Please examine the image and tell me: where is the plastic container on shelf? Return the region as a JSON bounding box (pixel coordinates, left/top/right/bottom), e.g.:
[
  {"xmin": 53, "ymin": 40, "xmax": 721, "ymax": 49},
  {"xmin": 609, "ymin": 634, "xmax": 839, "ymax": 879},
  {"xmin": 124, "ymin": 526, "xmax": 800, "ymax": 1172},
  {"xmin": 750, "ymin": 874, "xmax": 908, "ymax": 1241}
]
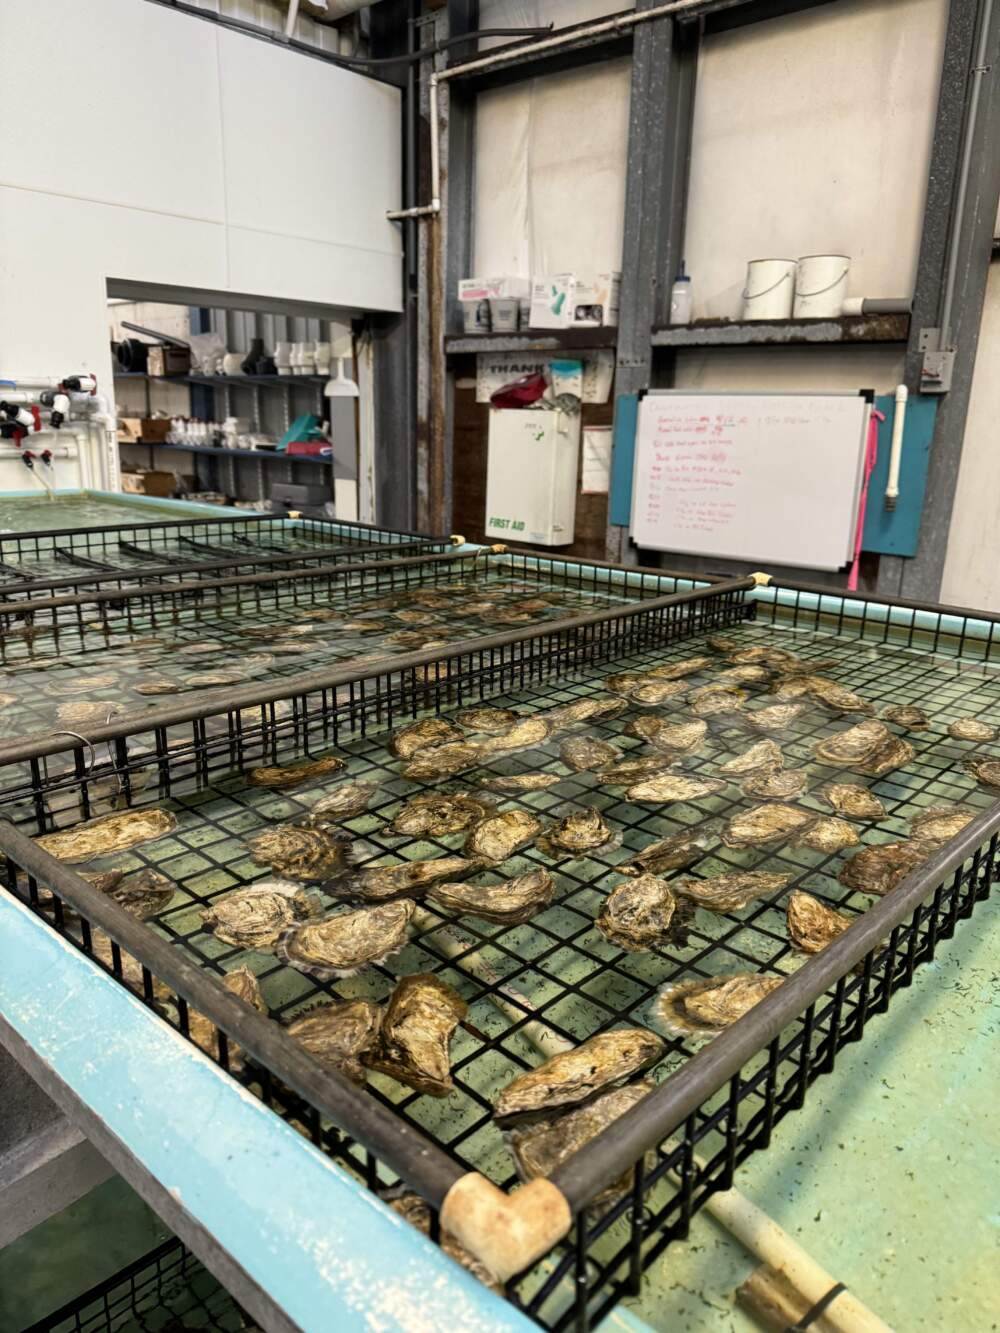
[{"xmin": 669, "ymin": 262, "xmax": 693, "ymax": 325}]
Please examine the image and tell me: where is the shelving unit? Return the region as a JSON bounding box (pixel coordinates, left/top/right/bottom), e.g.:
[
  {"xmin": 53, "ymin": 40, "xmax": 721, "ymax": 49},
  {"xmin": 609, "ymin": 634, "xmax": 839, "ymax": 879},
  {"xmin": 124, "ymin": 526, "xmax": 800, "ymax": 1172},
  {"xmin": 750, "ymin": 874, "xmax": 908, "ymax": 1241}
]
[
  {"xmin": 113, "ymin": 371, "xmax": 328, "ymax": 389},
  {"xmin": 444, "ymin": 327, "xmax": 617, "ymax": 356},
  {"xmin": 122, "ymin": 439, "xmax": 331, "ymax": 466},
  {"xmin": 650, "ymin": 312, "xmax": 911, "ymax": 348}
]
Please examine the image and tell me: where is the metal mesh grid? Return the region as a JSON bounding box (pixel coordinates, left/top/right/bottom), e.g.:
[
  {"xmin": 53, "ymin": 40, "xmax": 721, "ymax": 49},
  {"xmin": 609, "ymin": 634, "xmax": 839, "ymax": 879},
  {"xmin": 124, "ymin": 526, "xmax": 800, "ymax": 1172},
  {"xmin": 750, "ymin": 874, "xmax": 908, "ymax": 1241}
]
[
  {"xmin": 21, "ymin": 1237, "xmax": 258, "ymax": 1332},
  {"xmin": 2, "ymin": 585, "xmax": 998, "ymax": 1331}
]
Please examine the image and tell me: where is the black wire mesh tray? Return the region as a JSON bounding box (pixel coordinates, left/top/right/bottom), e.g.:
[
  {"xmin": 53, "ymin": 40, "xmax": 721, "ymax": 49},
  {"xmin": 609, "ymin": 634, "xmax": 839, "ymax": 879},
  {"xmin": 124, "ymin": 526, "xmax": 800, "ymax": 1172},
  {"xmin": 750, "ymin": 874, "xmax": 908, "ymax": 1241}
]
[{"xmin": 2, "ymin": 578, "xmax": 998, "ymax": 1332}]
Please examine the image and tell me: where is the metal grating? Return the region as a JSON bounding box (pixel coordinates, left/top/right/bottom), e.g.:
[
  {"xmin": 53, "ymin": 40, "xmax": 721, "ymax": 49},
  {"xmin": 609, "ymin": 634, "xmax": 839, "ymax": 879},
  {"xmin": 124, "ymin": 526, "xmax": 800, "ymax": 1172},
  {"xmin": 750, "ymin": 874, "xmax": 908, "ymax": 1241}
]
[{"xmin": 1, "ymin": 582, "xmax": 998, "ymax": 1330}]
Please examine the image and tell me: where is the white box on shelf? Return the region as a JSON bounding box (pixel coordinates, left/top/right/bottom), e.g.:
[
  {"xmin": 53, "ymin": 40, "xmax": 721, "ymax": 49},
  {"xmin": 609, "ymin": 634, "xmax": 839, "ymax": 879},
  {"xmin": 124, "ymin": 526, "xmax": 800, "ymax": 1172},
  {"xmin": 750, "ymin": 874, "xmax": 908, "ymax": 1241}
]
[
  {"xmin": 485, "ymin": 408, "xmax": 581, "ymax": 546},
  {"xmin": 459, "ymin": 277, "xmax": 530, "ymax": 333},
  {"xmin": 529, "ymin": 274, "xmax": 575, "ymax": 329},
  {"xmin": 571, "ymin": 271, "xmax": 621, "ymax": 327}
]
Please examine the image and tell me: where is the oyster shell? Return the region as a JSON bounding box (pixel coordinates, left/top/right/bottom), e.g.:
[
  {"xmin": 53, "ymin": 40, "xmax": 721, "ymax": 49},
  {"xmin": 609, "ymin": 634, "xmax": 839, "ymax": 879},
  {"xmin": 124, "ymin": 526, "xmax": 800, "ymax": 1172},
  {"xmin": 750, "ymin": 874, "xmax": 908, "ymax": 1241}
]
[
  {"xmin": 245, "ymin": 824, "xmax": 354, "ymax": 882},
  {"xmin": 508, "ymin": 1082, "xmax": 654, "ymax": 1208},
  {"xmin": 537, "ymin": 806, "xmax": 618, "ymax": 858},
  {"xmin": 390, "ymin": 718, "xmax": 464, "ymax": 759},
  {"xmin": 597, "ymin": 875, "xmax": 678, "ymax": 951},
  {"xmin": 107, "ymin": 869, "xmax": 175, "ymax": 920},
  {"xmin": 465, "ymin": 810, "xmax": 542, "ymax": 861},
  {"xmin": 628, "ymin": 679, "xmax": 690, "ymax": 707},
  {"xmin": 796, "ymin": 816, "xmax": 860, "ymax": 854},
  {"xmin": 187, "ymin": 968, "xmax": 266, "ymax": 1070},
  {"xmin": 455, "ymin": 706, "xmax": 520, "ymax": 733},
  {"xmin": 648, "ymin": 656, "xmax": 713, "ymax": 680},
  {"xmin": 478, "ymin": 716, "xmax": 552, "ymax": 754},
  {"xmin": 741, "ymin": 769, "xmax": 810, "ymax": 800},
  {"xmin": 907, "ymin": 805, "xmax": 978, "ymax": 845},
  {"xmin": 706, "ymin": 634, "xmax": 739, "ymax": 652},
  {"xmin": 690, "ymin": 687, "xmax": 748, "ymax": 717},
  {"xmin": 286, "ymin": 999, "xmax": 383, "ymax": 1084},
  {"xmin": 55, "ymin": 700, "xmax": 124, "ymax": 727},
  {"xmin": 820, "ymin": 783, "xmax": 886, "ymax": 820},
  {"xmin": 390, "ymin": 792, "xmax": 493, "ymax": 838},
  {"xmin": 718, "ymin": 740, "xmax": 784, "ymax": 777},
  {"xmin": 402, "ymin": 742, "xmax": 482, "ymax": 780},
  {"xmin": 743, "ymin": 703, "xmax": 806, "ymax": 732},
  {"xmin": 479, "ymin": 772, "xmax": 562, "ymax": 793},
  {"xmin": 35, "ymin": 809, "xmax": 178, "ymax": 863},
  {"xmin": 813, "ymin": 720, "xmax": 915, "ymax": 778},
  {"xmin": 626, "ymin": 717, "xmax": 707, "ymax": 754},
  {"xmin": 655, "ymin": 973, "xmax": 783, "ymax": 1039},
  {"xmin": 716, "ymin": 665, "xmax": 771, "ymax": 685},
  {"xmin": 786, "ymin": 890, "xmax": 852, "ymax": 956},
  {"xmin": 545, "ymin": 696, "xmax": 626, "ymax": 729},
  {"xmin": 838, "ymin": 841, "xmax": 930, "ymax": 896},
  {"xmin": 366, "ymin": 973, "xmax": 467, "ymax": 1097},
  {"xmin": 387, "ymin": 1193, "xmax": 502, "ymax": 1293},
  {"xmin": 246, "ymin": 756, "xmax": 345, "ymax": 789},
  {"xmin": 429, "ymin": 868, "xmax": 555, "ymax": 924},
  {"xmin": 46, "ymin": 673, "xmax": 117, "ymax": 696},
  {"xmin": 949, "ymin": 718, "xmax": 999, "ymax": 743},
  {"xmin": 722, "ymin": 804, "xmax": 816, "ymax": 848},
  {"xmin": 797, "ymin": 677, "xmax": 873, "ymax": 714},
  {"xmin": 277, "ymin": 899, "xmax": 415, "ymax": 978},
  {"xmin": 883, "ymin": 705, "xmax": 931, "ymax": 730},
  {"xmin": 309, "ymin": 780, "xmax": 379, "ymax": 822},
  {"xmin": 726, "ymin": 646, "xmax": 773, "ymax": 664},
  {"xmin": 595, "ymin": 756, "xmax": 671, "ymax": 786},
  {"xmin": 201, "ymin": 880, "xmax": 316, "ymax": 949},
  {"xmin": 618, "ymin": 827, "xmax": 713, "ymax": 877},
  {"xmin": 493, "ymin": 1029, "xmax": 665, "ymax": 1124},
  {"xmin": 674, "ymin": 871, "xmax": 789, "ymax": 913},
  {"xmin": 964, "ymin": 757, "xmax": 1000, "ymax": 789},
  {"xmin": 559, "ymin": 737, "xmax": 621, "ymax": 773},
  {"xmin": 132, "ymin": 680, "xmax": 181, "ymax": 697},
  {"xmin": 627, "ymin": 773, "xmax": 727, "ymax": 804},
  {"xmin": 337, "ymin": 855, "xmax": 484, "ymax": 902},
  {"xmin": 604, "ymin": 672, "xmax": 646, "ymax": 696}
]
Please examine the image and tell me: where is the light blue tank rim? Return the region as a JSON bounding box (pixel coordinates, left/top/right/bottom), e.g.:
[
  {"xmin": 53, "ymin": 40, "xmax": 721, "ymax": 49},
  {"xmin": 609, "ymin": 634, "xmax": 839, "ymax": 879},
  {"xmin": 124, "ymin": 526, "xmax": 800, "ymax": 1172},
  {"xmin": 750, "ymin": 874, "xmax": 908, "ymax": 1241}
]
[
  {"xmin": 0, "ymin": 894, "xmax": 533, "ymax": 1333},
  {"xmin": 751, "ymin": 583, "xmax": 1000, "ymax": 645}
]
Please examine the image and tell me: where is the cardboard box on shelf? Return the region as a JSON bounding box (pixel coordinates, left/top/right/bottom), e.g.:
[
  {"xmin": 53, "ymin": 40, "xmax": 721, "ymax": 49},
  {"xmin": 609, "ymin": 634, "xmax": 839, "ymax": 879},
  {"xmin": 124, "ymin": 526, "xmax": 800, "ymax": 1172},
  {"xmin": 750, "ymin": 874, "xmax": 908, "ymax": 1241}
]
[
  {"xmin": 141, "ymin": 418, "xmax": 172, "ymax": 442},
  {"xmin": 147, "ymin": 345, "xmax": 191, "ymax": 377},
  {"xmin": 118, "ymin": 418, "xmax": 143, "ymax": 444},
  {"xmin": 121, "ymin": 470, "xmax": 176, "ymax": 498},
  {"xmin": 571, "ymin": 271, "xmax": 621, "ymax": 327},
  {"xmin": 459, "ymin": 277, "xmax": 531, "ymax": 334},
  {"xmin": 529, "ymin": 274, "xmax": 575, "ymax": 329}
]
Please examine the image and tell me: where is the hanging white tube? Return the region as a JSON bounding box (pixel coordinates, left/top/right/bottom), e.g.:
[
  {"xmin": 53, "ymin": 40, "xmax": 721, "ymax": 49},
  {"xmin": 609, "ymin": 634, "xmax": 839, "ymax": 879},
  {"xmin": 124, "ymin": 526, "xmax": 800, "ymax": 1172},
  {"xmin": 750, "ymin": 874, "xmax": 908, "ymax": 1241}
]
[{"xmin": 885, "ymin": 384, "xmax": 908, "ymax": 511}]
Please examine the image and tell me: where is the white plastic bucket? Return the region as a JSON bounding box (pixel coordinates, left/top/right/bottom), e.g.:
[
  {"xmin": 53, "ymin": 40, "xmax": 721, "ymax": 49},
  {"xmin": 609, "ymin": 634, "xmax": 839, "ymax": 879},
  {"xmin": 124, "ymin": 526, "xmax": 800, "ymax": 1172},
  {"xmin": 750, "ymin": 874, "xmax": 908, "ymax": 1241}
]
[
  {"xmin": 741, "ymin": 259, "xmax": 796, "ymax": 320},
  {"xmin": 489, "ymin": 297, "xmax": 520, "ymax": 332},
  {"xmin": 794, "ymin": 254, "xmax": 850, "ymax": 318}
]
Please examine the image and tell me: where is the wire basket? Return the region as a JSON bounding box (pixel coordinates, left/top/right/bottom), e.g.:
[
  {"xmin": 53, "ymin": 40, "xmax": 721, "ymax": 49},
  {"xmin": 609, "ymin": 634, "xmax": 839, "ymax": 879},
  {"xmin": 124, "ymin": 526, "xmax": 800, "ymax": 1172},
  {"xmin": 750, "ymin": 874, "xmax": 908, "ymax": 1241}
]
[
  {"xmin": 21, "ymin": 1237, "xmax": 258, "ymax": 1332},
  {"xmin": 2, "ymin": 578, "xmax": 998, "ymax": 1331}
]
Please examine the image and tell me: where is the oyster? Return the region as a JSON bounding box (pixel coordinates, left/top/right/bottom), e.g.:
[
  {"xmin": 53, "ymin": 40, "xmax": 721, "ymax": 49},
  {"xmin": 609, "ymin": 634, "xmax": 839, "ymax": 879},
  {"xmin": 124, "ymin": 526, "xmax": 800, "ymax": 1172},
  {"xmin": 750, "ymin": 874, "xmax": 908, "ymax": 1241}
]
[
  {"xmin": 706, "ymin": 634, "xmax": 739, "ymax": 652},
  {"xmin": 35, "ymin": 808, "xmax": 177, "ymax": 863},
  {"xmin": 338, "ymin": 855, "xmax": 484, "ymax": 902},
  {"xmin": 722, "ymin": 804, "xmax": 815, "ymax": 848},
  {"xmin": 743, "ymin": 703, "xmax": 806, "ymax": 732},
  {"xmin": 537, "ymin": 806, "xmax": 618, "ymax": 858},
  {"xmin": 619, "ymin": 827, "xmax": 713, "ymax": 877},
  {"xmin": 797, "ymin": 677, "xmax": 873, "ymax": 714},
  {"xmin": 648, "ymin": 656, "xmax": 714, "ymax": 680},
  {"xmin": 741, "ymin": 769, "xmax": 809, "ymax": 800},
  {"xmin": 478, "ymin": 716, "xmax": 552, "ymax": 754},
  {"xmin": 107, "ymin": 869, "xmax": 175, "ymax": 920},
  {"xmin": 201, "ymin": 880, "xmax": 316, "ymax": 949},
  {"xmin": 796, "ymin": 816, "xmax": 860, "ymax": 854},
  {"xmin": 46, "ymin": 673, "xmax": 117, "ymax": 696},
  {"xmin": 629, "ymin": 680, "xmax": 690, "ymax": 707},
  {"xmin": 479, "ymin": 772, "xmax": 562, "ymax": 793},
  {"xmin": 627, "ymin": 773, "xmax": 727, "ymax": 804},
  {"xmin": 675, "ymin": 870, "xmax": 789, "ymax": 913},
  {"xmin": 309, "ymin": 781, "xmax": 380, "ymax": 822},
  {"xmin": 907, "ymin": 805, "xmax": 978, "ymax": 845},
  {"xmin": 429, "ymin": 868, "xmax": 555, "ymax": 924},
  {"xmin": 726, "ymin": 646, "xmax": 773, "ymax": 665},
  {"xmin": 402, "ymin": 742, "xmax": 482, "ymax": 780},
  {"xmin": 690, "ymin": 687, "xmax": 748, "ymax": 717},
  {"xmin": 390, "ymin": 792, "xmax": 493, "ymax": 838},
  {"xmin": 455, "ymin": 706, "xmax": 520, "ymax": 733},
  {"xmin": 786, "ymin": 889, "xmax": 852, "ymax": 956},
  {"xmin": 184, "ymin": 669, "xmax": 250, "ymax": 688},
  {"xmin": 812, "ymin": 720, "xmax": 907, "ymax": 774},
  {"xmin": 493, "ymin": 1029, "xmax": 665, "ymax": 1124},
  {"xmin": 245, "ymin": 824, "xmax": 354, "ymax": 882},
  {"xmin": 838, "ymin": 841, "xmax": 930, "ymax": 896},
  {"xmin": 604, "ymin": 671, "xmax": 645, "ymax": 696},
  {"xmin": 964, "ymin": 757, "xmax": 1000, "ymax": 789},
  {"xmin": 55, "ymin": 700, "xmax": 124, "ymax": 727},
  {"xmin": 508, "ymin": 1082, "xmax": 654, "ymax": 1207},
  {"xmin": 883, "ymin": 705, "xmax": 931, "ymax": 730},
  {"xmin": 718, "ymin": 740, "xmax": 784, "ymax": 777},
  {"xmin": 949, "ymin": 718, "xmax": 998, "ymax": 744},
  {"xmin": 465, "ymin": 809, "xmax": 542, "ymax": 861},
  {"xmin": 187, "ymin": 967, "xmax": 266, "ymax": 1070},
  {"xmin": 287, "ymin": 999, "xmax": 383, "ymax": 1084},
  {"xmin": 717, "ymin": 665, "xmax": 771, "ymax": 685},
  {"xmin": 559, "ymin": 737, "xmax": 621, "ymax": 773},
  {"xmin": 390, "ymin": 718, "xmax": 464, "ymax": 759},
  {"xmin": 596, "ymin": 756, "xmax": 671, "ymax": 786},
  {"xmin": 132, "ymin": 680, "xmax": 181, "ymax": 697},
  {"xmin": 655, "ymin": 973, "xmax": 783, "ymax": 1040},
  {"xmin": 277, "ymin": 899, "xmax": 415, "ymax": 978},
  {"xmin": 366, "ymin": 973, "xmax": 467, "ymax": 1097},
  {"xmin": 597, "ymin": 875, "xmax": 678, "ymax": 951},
  {"xmin": 626, "ymin": 717, "xmax": 707, "ymax": 754},
  {"xmin": 545, "ymin": 696, "xmax": 626, "ymax": 729},
  {"xmin": 246, "ymin": 756, "xmax": 345, "ymax": 789},
  {"xmin": 387, "ymin": 1193, "xmax": 502, "ymax": 1293},
  {"xmin": 820, "ymin": 783, "xmax": 886, "ymax": 820}
]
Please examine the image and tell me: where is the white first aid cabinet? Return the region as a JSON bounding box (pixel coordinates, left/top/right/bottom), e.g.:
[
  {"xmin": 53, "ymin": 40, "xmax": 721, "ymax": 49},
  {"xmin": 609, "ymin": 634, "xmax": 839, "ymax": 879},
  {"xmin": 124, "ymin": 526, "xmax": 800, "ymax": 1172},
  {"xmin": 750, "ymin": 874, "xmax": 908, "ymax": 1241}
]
[{"xmin": 484, "ymin": 409, "xmax": 581, "ymax": 546}]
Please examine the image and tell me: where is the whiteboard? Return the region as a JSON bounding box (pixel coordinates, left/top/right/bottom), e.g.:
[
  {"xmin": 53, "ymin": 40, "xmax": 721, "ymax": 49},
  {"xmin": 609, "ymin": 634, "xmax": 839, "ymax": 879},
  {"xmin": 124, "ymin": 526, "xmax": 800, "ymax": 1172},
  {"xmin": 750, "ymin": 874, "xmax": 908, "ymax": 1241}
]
[{"xmin": 629, "ymin": 392, "xmax": 870, "ymax": 570}]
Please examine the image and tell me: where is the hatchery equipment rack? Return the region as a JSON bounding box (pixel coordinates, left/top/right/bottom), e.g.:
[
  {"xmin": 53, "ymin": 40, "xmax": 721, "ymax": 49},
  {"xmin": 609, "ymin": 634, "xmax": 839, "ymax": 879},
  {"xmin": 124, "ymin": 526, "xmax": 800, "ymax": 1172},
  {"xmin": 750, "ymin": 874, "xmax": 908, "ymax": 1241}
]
[{"xmin": 0, "ymin": 577, "xmax": 997, "ymax": 1332}]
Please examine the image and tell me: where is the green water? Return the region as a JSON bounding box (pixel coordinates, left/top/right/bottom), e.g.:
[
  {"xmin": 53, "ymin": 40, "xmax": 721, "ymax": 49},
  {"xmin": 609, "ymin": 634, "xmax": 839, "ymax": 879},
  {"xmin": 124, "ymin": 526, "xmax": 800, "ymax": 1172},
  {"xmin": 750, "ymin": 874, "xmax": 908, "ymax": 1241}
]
[{"xmin": 0, "ymin": 493, "xmax": 219, "ymax": 534}]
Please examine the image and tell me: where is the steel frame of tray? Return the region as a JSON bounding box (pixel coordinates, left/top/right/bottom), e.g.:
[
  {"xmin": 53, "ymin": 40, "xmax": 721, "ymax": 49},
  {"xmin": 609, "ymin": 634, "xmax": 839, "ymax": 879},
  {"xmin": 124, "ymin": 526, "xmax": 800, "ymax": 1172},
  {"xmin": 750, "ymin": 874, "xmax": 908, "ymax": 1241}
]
[
  {"xmin": 0, "ymin": 513, "xmax": 456, "ymax": 603},
  {"xmin": 0, "ymin": 577, "xmax": 998, "ymax": 1333}
]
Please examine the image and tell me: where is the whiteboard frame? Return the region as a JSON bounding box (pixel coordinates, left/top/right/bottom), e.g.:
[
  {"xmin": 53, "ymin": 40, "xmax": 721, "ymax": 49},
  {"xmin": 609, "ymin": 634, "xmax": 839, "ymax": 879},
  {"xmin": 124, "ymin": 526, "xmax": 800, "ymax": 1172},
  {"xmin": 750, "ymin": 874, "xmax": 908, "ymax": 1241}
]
[{"xmin": 628, "ymin": 390, "xmax": 871, "ymax": 571}]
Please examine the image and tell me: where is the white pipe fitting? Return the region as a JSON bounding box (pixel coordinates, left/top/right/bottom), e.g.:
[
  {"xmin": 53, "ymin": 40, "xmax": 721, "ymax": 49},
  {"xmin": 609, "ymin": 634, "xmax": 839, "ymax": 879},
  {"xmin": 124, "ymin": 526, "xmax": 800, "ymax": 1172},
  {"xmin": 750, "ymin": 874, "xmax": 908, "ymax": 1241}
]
[{"xmin": 885, "ymin": 384, "xmax": 908, "ymax": 511}]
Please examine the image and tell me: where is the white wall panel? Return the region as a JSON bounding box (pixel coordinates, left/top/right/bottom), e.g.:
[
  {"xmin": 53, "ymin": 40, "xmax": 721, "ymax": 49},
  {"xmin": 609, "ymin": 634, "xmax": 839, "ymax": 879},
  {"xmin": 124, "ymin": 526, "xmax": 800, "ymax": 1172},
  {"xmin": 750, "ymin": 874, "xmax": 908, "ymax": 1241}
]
[{"xmin": 227, "ymin": 226, "xmax": 400, "ymax": 312}]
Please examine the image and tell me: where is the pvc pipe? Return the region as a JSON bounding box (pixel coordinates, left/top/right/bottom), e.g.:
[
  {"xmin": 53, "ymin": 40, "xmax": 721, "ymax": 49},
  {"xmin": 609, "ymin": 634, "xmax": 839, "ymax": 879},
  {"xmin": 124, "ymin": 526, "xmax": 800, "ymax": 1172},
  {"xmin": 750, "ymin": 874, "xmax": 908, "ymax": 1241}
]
[
  {"xmin": 284, "ymin": 0, "xmax": 300, "ymax": 37},
  {"xmin": 885, "ymin": 384, "xmax": 908, "ymax": 510},
  {"xmin": 0, "ymin": 443, "xmax": 77, "ymax": 459}
]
